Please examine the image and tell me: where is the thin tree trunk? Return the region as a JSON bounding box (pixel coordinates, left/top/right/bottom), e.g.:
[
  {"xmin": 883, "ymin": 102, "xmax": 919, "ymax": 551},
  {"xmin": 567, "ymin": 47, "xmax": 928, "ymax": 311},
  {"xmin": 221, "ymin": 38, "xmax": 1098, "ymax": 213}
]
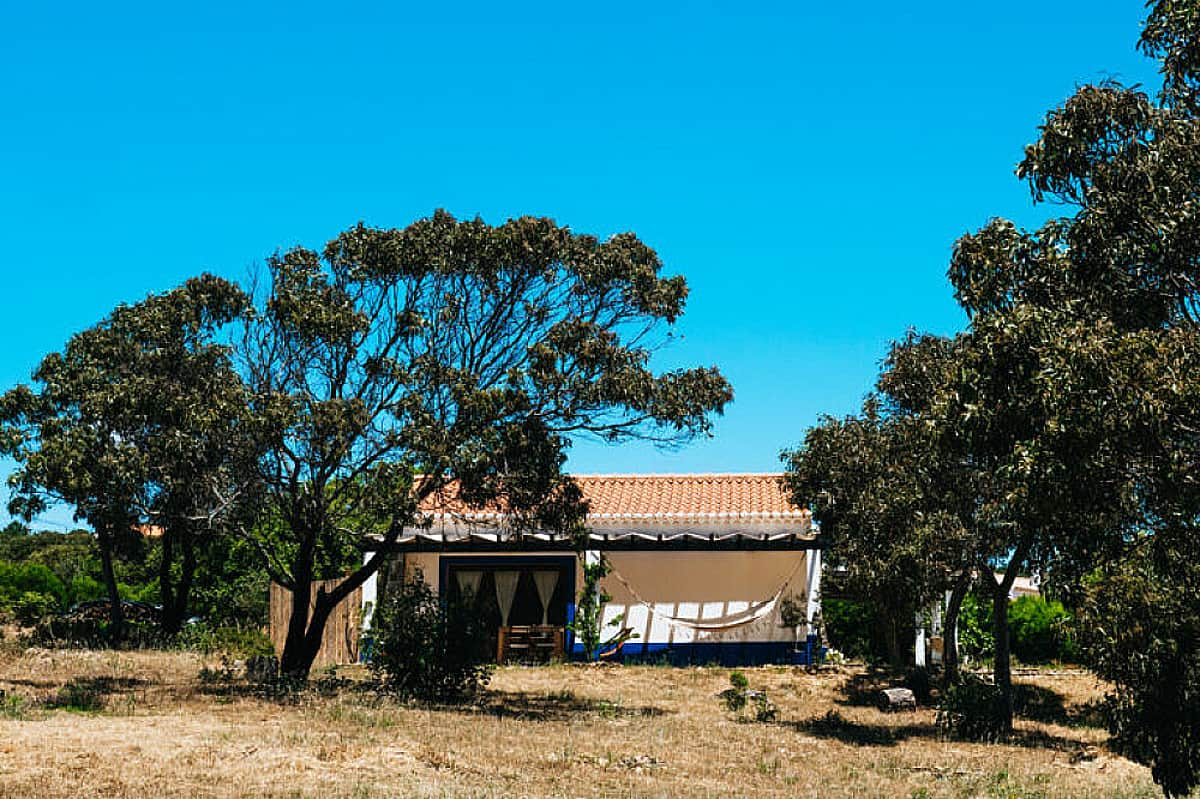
[
  {"xmin": 175, "ymin": 535, "xmax": 196, "ymax": 630},
  {"xmin": 882, "ymin": 608, "xmax": 905, "ymax": 669},
  {"xmin": 158, "ymin": 530, "xmax": 178, "ymax": 635},
  {"xmin": 985, "ymin": 544, "xmax": 1029, "ymax": 732},
  {"xmin": 159, "ymin": 531, "xmax": 196, "ymax": 637},
  {"xmin": 942, "ymin": 574, "xmax": 971, "ymax": 686},
  {"xmin": 991, "ymin": 581, "xmax": 1014, "ymax": 729},
  {"xmin": 96, "ymin": 526, "xmax": 125, "ymax": 643}
]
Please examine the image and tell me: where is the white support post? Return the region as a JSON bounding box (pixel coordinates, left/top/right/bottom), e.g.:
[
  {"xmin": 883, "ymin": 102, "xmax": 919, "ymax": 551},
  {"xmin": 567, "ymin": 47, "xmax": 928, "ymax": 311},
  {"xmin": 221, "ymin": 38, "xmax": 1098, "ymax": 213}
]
[
  {"xmin": 930, "ymin": 599, "xmax": 944, "ymax": 665},
  {"xmin": 805, "ymin": 548, "xmax": 822, "ymax": 637},
  {"xmin": 914, "ymin": 610, "xmax": 927, "ymax": 667},
  {"xmin": 361, "ymin": 551, "xmax": 378, "ymax": 631}
]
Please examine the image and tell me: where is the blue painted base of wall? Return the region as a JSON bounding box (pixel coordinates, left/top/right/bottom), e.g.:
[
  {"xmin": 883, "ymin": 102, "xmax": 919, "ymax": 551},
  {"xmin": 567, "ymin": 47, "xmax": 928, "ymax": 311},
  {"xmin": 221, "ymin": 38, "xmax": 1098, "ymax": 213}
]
[{"xmin": 573, "ymin": 636, "xmax": 823, "ymax": 667}]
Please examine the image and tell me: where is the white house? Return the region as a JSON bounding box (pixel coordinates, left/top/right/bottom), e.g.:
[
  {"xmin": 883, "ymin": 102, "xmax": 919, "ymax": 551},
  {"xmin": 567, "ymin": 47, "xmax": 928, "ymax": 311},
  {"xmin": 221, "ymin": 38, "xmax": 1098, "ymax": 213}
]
[{"xmin": 362, "ymin": 473, "xmax": 823, "ymax": 666}]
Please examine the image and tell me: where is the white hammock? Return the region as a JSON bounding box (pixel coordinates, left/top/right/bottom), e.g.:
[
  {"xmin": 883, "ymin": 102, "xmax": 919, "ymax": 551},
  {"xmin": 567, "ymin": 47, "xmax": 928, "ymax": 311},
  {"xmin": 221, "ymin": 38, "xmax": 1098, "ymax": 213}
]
[{"xmin": 607, "ymin": 557, "xmax": 806, "ymax": 632}]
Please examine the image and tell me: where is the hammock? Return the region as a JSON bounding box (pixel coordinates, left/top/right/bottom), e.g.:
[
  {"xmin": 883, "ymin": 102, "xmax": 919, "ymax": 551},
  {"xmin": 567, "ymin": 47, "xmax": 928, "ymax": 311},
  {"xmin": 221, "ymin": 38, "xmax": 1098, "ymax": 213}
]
[{"xmin": 606, "ymin": 556, "xmax": 806, "ymax": 633}]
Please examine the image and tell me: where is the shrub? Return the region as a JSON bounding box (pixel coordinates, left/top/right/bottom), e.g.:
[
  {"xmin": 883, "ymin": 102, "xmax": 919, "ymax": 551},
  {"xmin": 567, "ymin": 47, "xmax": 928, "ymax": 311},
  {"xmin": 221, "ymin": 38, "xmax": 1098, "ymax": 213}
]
[
  {"xmin": 177, "ymin": 623, "xmax": 274, "ymax": 659},
  {"xmin": 0, "ymin": 561, "xmax": 67, "ymax": 613},
  {"xmin": 719, "ymin": 671, "xmax": 778, "ymax": 722},
  {"xmin": 368, "ymin": 571, "xmax": 494, "ymax": 702},
  {"xmin": 903, "ymin": 665, "xmax": 935, "ymax": 705},
  {"xmin": 821, "ymin": 598, "xmax": 878, "ymax": 661},
  {"xmin": 1008, "ymin": 595, "xmax": 1074, "ymax": 663},
  {"xmin": 957, "ymin": 591, "xmax": 994, "ymax": 662},
  {"xmin": 13, "ymin": 591, "xmax": 58, "ymax": 626},
  {"xmin": 936, "ymin": 674, "xmax": 1008, "ymax": 742}
]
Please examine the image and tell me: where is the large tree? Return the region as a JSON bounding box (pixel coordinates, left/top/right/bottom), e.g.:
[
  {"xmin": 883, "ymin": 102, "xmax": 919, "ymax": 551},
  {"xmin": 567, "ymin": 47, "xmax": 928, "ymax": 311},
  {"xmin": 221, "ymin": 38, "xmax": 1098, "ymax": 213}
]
[
  {"xmin": 782, "ymin": 395, "xmax": 970, "ymax": 670},
  {"xmin": 927, "ymin": 0, "xmax": 1200, "ymax": 759},
  {"xmin": 0, "ymin": 275, "xmax": 252, "ymax": 638},
  {"xmin": 240, "ymin": 211, "xmax": 732, "ymax": 679}
]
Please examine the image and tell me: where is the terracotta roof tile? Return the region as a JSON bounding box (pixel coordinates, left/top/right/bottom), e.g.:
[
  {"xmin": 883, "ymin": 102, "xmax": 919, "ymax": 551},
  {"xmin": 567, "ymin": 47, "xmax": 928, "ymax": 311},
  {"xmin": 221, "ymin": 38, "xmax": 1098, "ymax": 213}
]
[{"xmin": 422, "ymin": 473, "xmax": 808, "ymax": 527}]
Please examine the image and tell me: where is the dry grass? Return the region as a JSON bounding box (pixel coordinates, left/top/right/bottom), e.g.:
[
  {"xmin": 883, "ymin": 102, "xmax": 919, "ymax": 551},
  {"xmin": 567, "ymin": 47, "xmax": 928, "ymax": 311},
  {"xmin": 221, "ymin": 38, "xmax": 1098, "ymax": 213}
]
[{"xmin": 0, "ymin": 643, "xmax": 1162, "ymax": 798}]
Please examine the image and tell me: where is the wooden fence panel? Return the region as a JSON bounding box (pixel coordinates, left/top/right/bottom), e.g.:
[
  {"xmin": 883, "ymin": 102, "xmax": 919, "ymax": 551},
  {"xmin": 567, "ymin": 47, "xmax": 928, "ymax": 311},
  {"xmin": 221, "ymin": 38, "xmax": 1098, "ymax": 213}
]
[{"xmin": 269, "ymin": 580, "xmax": 362, "ymax": 668}]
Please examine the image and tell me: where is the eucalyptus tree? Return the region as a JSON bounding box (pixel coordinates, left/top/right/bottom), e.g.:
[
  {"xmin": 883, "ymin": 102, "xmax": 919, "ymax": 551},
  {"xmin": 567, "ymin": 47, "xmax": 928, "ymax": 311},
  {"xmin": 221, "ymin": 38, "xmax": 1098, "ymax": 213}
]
[
  {"xmin": 0, "ymin": 274, "xmax": 252, "ymax": 638},
  {"xmin": 783, "ymin": 396, "xmax": 969, "ymax": 669},
  {"xmin": 241, "ymin": 211, "xmax": 732, "ymax": 679}
]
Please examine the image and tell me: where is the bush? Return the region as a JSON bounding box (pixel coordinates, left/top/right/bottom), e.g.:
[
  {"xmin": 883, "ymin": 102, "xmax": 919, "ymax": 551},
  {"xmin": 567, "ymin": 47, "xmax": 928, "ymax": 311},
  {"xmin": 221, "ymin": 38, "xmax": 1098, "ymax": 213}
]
[
  {"xmin": 1076, "ymin": 557, "xmax": 1200, "ymax": 798},
  {"xmin": 177, "ymin": 623, "xmax": 274, "ymax": 659},
  {"xmin": 822, "ymin": 598, "xmax": 878, "ymax": 661},
  {"xmin": 957, "ymin": 591, "xmax": 994, "ymax": 662},
  {"xmin": 13, "ymin": 591, "xmax": 58, "ymax": 626},
  {"xmin": 368, "ymin": 571, "xmax": 494, "ymax": 702},
  {"xmin": 0, "ymin": 561, "xmax": 67, "ymax": 613},
  {"xmin": 719, "ymin": 671, "xmax": 778, "ymax": 722},
  {"xmin": 1008, "ymin": 595, "xmax": 1075, "ymax": 663},
  {"xmin": 936, "ymin": 674, "xmax": 1008, "ymax": 742}
]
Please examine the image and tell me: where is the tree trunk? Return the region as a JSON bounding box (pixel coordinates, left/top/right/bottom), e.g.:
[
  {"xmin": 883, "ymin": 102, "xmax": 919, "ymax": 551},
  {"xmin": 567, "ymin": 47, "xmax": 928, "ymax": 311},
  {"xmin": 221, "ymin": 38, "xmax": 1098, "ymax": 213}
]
[
  {"xmin": 95, "ymin": 526, "xmax": 125, "ymax": 643},
  {"xmin": 158, "ymin": 531, "xmax": 178, "ymax": 635},
  {"xmin": 991, "ymin": 581, "xmax": 1014, "ymax": 731},
  {"xmin": 882, "ymin": 608, "xmax": 905, "ymax": 669},
  {"xmin": 159, "ymin": 531, "xmax": 196, "ymax": 637},
  {"xmin": 942, "ymin": 574, "xmax": 971, "ymax": 686},
  {"xmin": 279, "ymin": 585, "xmax": 338, "ymax": 681},
  {"xmin": 279, "ymin": 574, "xmax": 314, "ymax": 679}
]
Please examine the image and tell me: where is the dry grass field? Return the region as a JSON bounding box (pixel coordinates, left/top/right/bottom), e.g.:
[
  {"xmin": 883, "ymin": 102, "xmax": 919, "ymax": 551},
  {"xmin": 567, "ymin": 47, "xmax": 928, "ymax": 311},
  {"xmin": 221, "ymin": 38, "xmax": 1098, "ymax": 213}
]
[{"xmin": 0, "ymin": 642, "xmax": 1162, "ymax": 799}]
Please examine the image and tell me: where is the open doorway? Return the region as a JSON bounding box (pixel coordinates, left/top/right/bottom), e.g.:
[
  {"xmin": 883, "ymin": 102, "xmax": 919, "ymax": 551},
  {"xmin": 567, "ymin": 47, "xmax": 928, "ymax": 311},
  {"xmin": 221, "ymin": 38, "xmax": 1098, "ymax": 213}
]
[{"xmin": 440, "ymin": 556, "xmax": 575, "ymax": 663}]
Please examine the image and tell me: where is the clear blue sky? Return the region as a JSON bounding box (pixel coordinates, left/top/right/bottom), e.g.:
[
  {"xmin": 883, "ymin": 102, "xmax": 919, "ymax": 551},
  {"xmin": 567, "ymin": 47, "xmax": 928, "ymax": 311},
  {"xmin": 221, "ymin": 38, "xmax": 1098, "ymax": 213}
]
[{"xmin": 0, "ymin": 1, "xmax": 1158, "ymax": 529}]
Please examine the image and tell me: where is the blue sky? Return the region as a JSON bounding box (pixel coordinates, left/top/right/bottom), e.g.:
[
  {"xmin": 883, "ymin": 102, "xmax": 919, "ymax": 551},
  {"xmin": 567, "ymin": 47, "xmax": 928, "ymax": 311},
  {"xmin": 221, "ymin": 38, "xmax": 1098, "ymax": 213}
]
[{"xmin": 0, "ymin": 1, "xmax": 1158, "ymax": 529}]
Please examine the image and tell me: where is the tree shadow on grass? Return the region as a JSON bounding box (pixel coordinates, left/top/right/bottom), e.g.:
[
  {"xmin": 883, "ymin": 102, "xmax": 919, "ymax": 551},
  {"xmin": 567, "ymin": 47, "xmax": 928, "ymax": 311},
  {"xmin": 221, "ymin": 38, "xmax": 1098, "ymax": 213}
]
[
  {"xmin": 789, "ymin": 708, "xmax": 1094, "ymax": 752},
  {"xmin": 787, "ymin": 710, "xmax": 938, "ymax": 746},
  {"xmin": 40, "ymin": 676, "xmax": 148, "ymax": 711},
  {"xmin": 1013, "ymin": 682, "xmax": 1105, "ymax": 729},
  {"xmin": 462, "ymin": 689, "xmax": 669, "ymax": 722}
]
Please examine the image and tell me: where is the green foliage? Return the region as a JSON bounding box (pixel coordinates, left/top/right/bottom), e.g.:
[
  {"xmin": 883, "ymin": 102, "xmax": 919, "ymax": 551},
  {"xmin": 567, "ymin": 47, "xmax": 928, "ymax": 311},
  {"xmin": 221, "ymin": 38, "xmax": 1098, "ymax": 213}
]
[
  {"xmin": 937, "ymin": 674, "xmax": 1009, "ymax": 743},
  {"xmin": 1008, "ymin": 595, "xmax": 1074, "ymax": 664},
  {"xmin": 719, "ymin": 671, "xmax": 778, "ymax": 722},
  {"xmin": 177, "ymin": 623, "xmax": 275, "ymax": 659},
  {"xmin": 368, "ymin": 572, "xmax": 494, "ymax": 702},
  {"xmin": 1077, "ymin": 555, "xmax": 1200, "ymax": 798},
  {"xmin": 13, "ymin": 592, "xmax": 58, "ymax": 626},
  {"xmin": 958, "ymin": 591, "xmax": 995, "ymax": 662},
  {"xmin": 821, "ymin": 598, "xmax": 880, "ymax": 662},
  {"xmin": 570, "ymin": 553, "xmax": 635, "ymax": 660},
  {"xmin": 0, "ymin": 560, "xmax": 66, "ymax": 610}
]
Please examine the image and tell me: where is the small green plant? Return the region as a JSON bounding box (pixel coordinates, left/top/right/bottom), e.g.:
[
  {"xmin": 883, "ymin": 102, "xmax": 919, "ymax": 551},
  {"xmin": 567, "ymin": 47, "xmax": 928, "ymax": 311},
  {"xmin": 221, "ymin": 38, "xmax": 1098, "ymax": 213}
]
[
  {"xmin": 719, "ymin": 670, "xmax": 777, "ymax": 722},
  {"xmin": 50, "ymin": 678, "xmax": 106, "ymax": 712},
  {"xmin": 368, "ymin": 570, "xmax": 494, "ymax": 702},
  {"xmin": 178, "ymin": 623, "xmax": 275, "ymax": 659},
  {"xmin": 570, "ymin": 553, "xmax": 636, "ymax": 660},
  {"xmin": 198, "ymin": 655, "xmax": 237, "ymax": 684},
  {"xmin": 0, "ymin": 693, "xmax": 32, "ymax": 719},
  {"xmin": 937, "ymin": 674, "xmax": 1008, "ymax": 742}
]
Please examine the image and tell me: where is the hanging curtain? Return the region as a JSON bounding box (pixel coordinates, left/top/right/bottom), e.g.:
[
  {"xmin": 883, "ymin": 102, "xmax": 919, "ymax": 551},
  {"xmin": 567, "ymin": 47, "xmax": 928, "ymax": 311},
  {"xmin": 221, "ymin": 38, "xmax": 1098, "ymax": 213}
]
[
  {"xmin": 532, "ymin": 571, "xmax": 559, "ymax": 626},
  {"xmin": 494, "ymin": 571, "xmax": 520, "ymax": 627},
  {"xmin": 456, "ymin": 570, "xmax": 483, "ymax": 601}
]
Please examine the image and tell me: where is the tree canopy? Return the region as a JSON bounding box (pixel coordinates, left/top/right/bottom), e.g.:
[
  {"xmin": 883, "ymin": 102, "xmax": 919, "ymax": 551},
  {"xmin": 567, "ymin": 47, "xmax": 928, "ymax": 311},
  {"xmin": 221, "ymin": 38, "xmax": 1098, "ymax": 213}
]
[{"xmin": 239, "ymin": 211, "xmax": 732, "ymax": 677}]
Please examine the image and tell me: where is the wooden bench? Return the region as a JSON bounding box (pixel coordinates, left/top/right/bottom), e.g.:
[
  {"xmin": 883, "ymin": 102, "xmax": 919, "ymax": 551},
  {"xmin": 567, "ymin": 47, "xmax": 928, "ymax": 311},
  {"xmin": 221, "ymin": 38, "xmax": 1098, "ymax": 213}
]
[{"xmin": 497, "ymin": 625, "xmax": 565, "ymax": 663}]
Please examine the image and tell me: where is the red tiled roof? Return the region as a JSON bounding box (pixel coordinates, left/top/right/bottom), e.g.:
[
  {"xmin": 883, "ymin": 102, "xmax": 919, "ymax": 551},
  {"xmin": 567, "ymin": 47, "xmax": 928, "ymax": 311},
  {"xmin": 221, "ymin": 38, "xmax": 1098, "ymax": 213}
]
[
  {"xmin": 421, "ymin": 473, "xmax": 809, "ymax": 527},
  {"xmin": 575, "ymin": 474, "xmax": 804, "ymax": 522}
]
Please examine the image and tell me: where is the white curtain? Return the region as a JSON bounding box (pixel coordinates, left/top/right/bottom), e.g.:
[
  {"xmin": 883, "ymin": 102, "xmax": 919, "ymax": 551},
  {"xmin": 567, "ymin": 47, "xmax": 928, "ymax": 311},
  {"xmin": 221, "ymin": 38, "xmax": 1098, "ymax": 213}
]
[
  {"xmin": 456, "ymin": 570, "xmax": 483, "ymax": 600},
  {"xmin": 494, "ymin": 571, "xmax": 520, "ymax": 627},
  {"xmin": 533, "ymin": 571, "xmax": 559, "ymax": 626}
]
